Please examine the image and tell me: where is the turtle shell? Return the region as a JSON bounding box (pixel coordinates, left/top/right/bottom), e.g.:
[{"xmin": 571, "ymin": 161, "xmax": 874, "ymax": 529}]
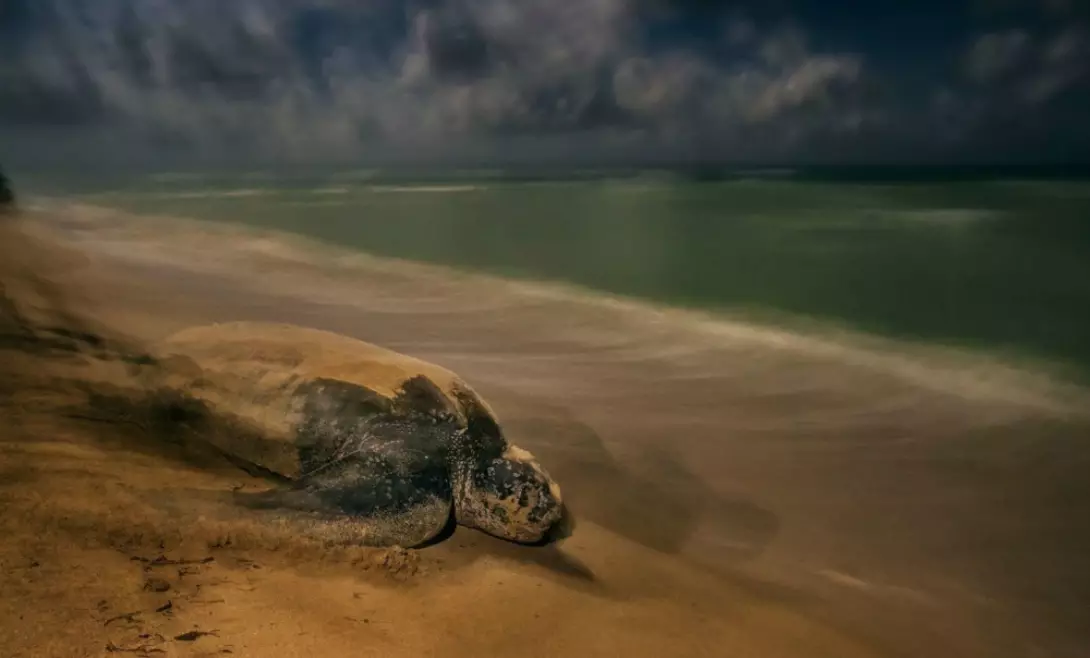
[{"xmin": 153, "ymin": 321, "xmax": 506, "ymax": 481}]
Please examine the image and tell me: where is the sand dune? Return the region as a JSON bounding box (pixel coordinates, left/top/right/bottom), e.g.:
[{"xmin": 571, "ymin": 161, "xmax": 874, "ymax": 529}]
[{"xmin": 3, "ymin": 210, "xmax": 1090, "ymax": 658}]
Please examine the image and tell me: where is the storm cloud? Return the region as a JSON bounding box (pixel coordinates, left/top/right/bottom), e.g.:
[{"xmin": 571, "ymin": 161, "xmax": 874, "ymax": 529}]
[{"xmin": 0, "ymin": 0, "xmax": 1087, "ymax": 165}]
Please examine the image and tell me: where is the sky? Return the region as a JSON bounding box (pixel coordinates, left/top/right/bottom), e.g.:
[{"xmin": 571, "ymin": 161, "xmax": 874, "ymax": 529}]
[{"xmin": 1, "ymin": 0, "xmax": 1089, "ymax": 168}]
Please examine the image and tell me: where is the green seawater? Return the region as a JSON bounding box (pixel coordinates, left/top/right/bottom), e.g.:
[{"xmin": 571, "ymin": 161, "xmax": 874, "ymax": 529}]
[{"xmin": 20, "ymin": 167, "xmax": 1090, "ymax": 381}]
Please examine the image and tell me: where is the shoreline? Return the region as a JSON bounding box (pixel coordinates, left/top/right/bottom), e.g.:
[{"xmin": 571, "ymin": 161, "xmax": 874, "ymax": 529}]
[{"xmin": 27, "ymin": 194, "xmax": 1090, "ymax": 391}]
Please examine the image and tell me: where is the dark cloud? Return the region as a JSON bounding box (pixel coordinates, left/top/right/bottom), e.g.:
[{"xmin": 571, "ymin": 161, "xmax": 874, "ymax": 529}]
[
  {"xmin": 959, "ymin": 25, "xmax": 1089, "ymax": 105},
  {"xmin": 964, "ymin": 29, "xmax": 1030, "ymax": 83},
  {"xmin": 0, "ymin": 0, "xmax": 1087, "ymax": 165}
]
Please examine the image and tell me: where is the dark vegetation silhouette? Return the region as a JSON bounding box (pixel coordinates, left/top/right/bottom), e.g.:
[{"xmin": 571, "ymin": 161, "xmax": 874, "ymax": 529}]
[{"xmin": 0, "ymin": 166, "xmax": 14, "ymax": 211}]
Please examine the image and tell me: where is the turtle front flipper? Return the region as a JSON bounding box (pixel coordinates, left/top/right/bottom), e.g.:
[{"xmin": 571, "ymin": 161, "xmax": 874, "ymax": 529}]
[
  {"xmin": 249, "ymin": 377, "xmax": 459, "ymax": 548},
  {"xmin": 234, "ymin": 455, "xmax": 454, "ymax": 548}
]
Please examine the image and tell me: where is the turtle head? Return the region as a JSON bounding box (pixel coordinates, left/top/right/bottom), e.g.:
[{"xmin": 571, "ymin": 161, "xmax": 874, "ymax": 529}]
[{"xmin": 454, "ymin": 444, "xmax": 571, "ymax": 545}]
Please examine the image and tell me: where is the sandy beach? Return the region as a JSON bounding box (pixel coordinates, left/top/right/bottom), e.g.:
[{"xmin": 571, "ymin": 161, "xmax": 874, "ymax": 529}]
[{"xmin": 4, "ymin": 207, "xmax": 1090, "ymax": 658}]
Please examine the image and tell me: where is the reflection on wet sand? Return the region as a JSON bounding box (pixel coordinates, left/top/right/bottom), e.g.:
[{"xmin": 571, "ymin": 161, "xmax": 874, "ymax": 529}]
[{"xmin": 496, "ymin": 397, "xmax": 781, "ymax": 562}]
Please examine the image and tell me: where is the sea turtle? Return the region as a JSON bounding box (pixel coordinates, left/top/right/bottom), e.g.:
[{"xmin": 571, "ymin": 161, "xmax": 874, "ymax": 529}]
[{"xmin": 150, "ymin": 321, "xmax": 569, "ymax": 548}]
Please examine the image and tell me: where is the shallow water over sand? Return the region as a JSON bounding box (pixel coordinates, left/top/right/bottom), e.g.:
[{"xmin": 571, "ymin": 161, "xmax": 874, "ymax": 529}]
[{"xmin": 28, "ymin": 170, "xmax": 1090, "ymax": 381}]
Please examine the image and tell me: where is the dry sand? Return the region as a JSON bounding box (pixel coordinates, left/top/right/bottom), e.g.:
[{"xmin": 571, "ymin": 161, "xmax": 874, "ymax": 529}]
[{"xmin": 3, "ymin": 208, "xmax": 1090, "ymax": 658}]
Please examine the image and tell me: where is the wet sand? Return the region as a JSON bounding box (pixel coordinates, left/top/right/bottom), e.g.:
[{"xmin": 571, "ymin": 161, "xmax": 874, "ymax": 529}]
[{"xmin": 3, "ymin": 208, "xmax": 1090, "ymax": 658}]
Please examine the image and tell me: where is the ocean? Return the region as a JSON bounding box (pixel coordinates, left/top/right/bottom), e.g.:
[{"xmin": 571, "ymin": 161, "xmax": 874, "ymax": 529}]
[{"xmin": 18, "ymin": 165, "xmax": 1090, "ymax": 381}]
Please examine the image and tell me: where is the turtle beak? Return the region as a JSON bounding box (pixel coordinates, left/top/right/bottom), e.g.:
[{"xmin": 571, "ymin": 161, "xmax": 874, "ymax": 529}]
[
  {"xmin": 520, "ymin": 501, "xmax": 575, "ymax": 547},
  {"xmin": 543, "ymin": 501, "xmax": 576, "ymax": 544}
]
